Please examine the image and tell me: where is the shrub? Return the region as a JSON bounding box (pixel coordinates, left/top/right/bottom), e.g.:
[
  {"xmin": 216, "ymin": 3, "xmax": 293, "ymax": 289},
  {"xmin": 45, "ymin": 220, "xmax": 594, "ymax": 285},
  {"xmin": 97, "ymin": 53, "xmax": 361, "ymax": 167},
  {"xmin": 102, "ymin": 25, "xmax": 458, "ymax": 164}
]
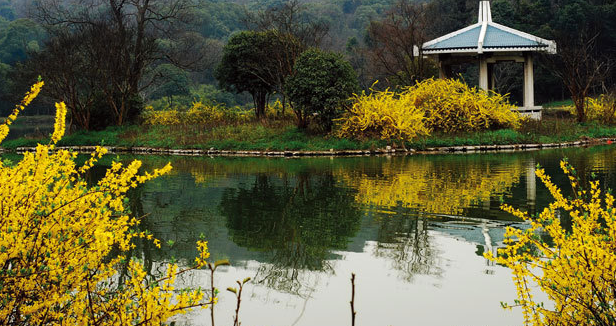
[
  {"xmin": 142, "ymin": 106, "xmax": 182, "ymax": 125},
  {"xmin": 142, "ymin": 101, "xmax": 252, "ymax": 126},
  {"xmin": 286, "ymin": 49, "xmax": 359, "ymax": 131},
  {"xmin": 486, "ymin": 159, "xmax": 616, "ymax": 325},
  {"xmin": 412, "ymin": 78, "xmax": 520, "ymax": 132},
  {"xmin": 186, "ymin": 101, "xmax": 227, "ymax": 124},
  {"xmin": 265, "ymin": 99, "xmax": 296, "ymax": 120},
  {"xmin": 336, "ymin": 87, "xmax": 428, "ymax": 142},
  {"xmin": 0, "ymin": 83, "xmax": 213, "ymax": 324},
  {"xmin": 336, "ymin": 78, "xmax": 521, "ymax": 141},
  {"xmin": 587, "ymin": 94, "xmax": 616, "ymax": 124}
]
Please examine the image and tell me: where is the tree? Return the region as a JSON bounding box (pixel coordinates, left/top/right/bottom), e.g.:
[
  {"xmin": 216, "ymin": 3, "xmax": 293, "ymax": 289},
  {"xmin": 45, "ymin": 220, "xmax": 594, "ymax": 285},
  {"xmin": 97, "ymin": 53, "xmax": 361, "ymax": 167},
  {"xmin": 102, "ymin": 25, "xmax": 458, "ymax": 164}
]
[
  {"xmin": 28, "ymin": 0, "xmax": 209, "ymax": 127},
  {"xmin": 0, "ymin": 62, "xmax": 11, "ymax": 116},
  {"xmin": 215, "ymin": 30, "xmax": 286, "ymax": 119},
  {"xmin": 243, "ymin": 0, "xmax": 330, "ymax": 49},
  {"xmin": 243, "ymin": 0, "xmax": 329, "ymax": 113},
  {"xmin": 24, "ymin": 28, "xmax": 100, "ymax": 130},
  {"xmin": 541, "ymin": 0, "xmax": 614, "ymax": 122},
  {"xmin": 0, "ymin": 18, "xmax": 45, "ymax": 64},
  {"xmin": 286, "ymin": 49, "xmax": 359, "ymax": 130},
  {"xmin": 424, "ymin": 0, "xmax": 474, "ymax": 37},
  {"xmin": 547, "ymin": 33, "xmax": 610, "ymax": 122},
  {"xmin": 365, "ymin": 0, "xmax": 432, "ymax": 86},
  {"xmin": 0, "ymin": 0, "xmax": 14, "ymax": 21},
  {"xmin": 148, "ymin": 64, "xmax": 191, "ymax": 107}
]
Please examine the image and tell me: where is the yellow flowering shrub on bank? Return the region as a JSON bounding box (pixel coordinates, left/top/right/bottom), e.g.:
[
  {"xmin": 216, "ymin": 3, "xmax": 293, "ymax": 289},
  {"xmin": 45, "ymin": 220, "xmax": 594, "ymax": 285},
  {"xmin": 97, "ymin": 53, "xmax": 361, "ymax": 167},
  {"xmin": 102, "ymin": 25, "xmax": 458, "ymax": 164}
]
[
  {"xmin": 587, "ymin": 94, "xmax": 616, "ymax": 124},
  {"xmin": 414, "ymin": 78, "xmax": 520, "ymax": 132},
  {"xmin": 336, "ymin": 78, "xmax": 521, "ymax": 141},
  {"xmin": 142, "ymin": 101, "xmax": 252, "ymax": 126},
  {"xmin": 264, "ymin": 99, "xmax": 296, "ymax": 120},
  {"xmin": 142, "ymin": 106, "xmax": 182, "ymax": 125},
  {"xmin": 0, "ymin": 84, "xmax": 213, "ymax": 325},
  {"xmin": 336, "ymin": 88, "xmax": 429, "ymax": 141},
  {"xmin": 486, "ymin": 159, "xmax": 616, "ymax": 325}
]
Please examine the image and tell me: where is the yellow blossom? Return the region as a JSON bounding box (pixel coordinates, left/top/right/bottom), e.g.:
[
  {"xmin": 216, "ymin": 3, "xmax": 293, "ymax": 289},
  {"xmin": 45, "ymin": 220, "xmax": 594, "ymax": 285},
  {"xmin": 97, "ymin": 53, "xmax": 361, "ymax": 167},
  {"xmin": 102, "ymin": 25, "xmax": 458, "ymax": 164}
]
[
  {"xmin": 0, "ymin": 83, "xmax": 213, "ymax": 325},
  {"xmin": 485, "ymin": 159, "xmax": 616, "ymax": 325}
]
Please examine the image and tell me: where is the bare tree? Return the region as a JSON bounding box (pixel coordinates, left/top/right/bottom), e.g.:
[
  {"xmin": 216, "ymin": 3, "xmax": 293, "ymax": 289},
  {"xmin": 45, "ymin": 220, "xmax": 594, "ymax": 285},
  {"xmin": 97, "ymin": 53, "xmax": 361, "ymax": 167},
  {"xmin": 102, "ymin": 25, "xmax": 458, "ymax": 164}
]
[
  {"xmin": 544, "ymin": 32, "xmax": 611, "ymax": 122},
  {"xmin": 27, "ymin": 0, "xmax": 209, "ymax": 127},
  {"xmin": 365, "ymin": 0, "xmax": 431, "ymax": 86},
  {"xmin": 26, "ymin": 28, "xmax": 100, "ymax": 130},
  {"xmin": 243, "ymin": 0, "xmax": 329, "ymax": 49}
]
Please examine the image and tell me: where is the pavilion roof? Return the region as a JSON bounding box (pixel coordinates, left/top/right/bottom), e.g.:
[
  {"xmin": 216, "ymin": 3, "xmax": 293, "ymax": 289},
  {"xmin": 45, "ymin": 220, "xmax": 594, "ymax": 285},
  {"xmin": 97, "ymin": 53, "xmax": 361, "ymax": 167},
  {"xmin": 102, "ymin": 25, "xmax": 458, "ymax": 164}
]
[{"xmin": 422, "ymin": 1, "xmax": 556, "ymax": 55}]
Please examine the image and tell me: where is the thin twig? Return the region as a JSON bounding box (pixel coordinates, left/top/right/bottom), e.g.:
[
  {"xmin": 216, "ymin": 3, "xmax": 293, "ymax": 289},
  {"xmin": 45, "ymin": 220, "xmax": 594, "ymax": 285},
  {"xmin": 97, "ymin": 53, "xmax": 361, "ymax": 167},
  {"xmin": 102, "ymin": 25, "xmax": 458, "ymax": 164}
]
[{"xmin": 350, "ymin": 273, "xmax": 356, "ymax": 326}]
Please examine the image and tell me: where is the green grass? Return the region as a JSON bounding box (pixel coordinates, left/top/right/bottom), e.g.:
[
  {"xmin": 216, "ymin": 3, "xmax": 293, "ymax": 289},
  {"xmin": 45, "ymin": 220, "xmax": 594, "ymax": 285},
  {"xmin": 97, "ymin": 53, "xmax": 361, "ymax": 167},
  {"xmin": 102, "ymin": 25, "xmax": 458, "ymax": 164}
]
[
  {"xmin": 1, "ymin": 126, "xmax": 136, "ymax": 149},
  {"xmin": 407, "ymin": 118, "xmax": 616, "ymax": 150},
  {"xmin": 543, "ymin": 99, "xmax": 574, "ymax": 108},
  {"xmin": 3, "ymin": 115, "xmax": 616, "ymax": 152},
  {"xmin": 125, "ymin": 124, "xmax": 385, "ymax": 151}
]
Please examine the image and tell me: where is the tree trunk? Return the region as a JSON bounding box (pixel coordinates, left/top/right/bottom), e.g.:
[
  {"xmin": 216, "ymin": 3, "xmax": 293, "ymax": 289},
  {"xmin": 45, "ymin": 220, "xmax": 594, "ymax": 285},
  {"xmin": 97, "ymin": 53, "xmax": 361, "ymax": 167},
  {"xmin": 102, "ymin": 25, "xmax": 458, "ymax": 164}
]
[
  {"xmin": 573, "ymin": 95, "xmax": 587, "ymax": 123},
  {"xmin": 294, "ymin": 109, "xmax": 307, "ymax": 128},
  {"xmin": 254, "ymin": 91, "xmax": 267, "ymax": 120}
]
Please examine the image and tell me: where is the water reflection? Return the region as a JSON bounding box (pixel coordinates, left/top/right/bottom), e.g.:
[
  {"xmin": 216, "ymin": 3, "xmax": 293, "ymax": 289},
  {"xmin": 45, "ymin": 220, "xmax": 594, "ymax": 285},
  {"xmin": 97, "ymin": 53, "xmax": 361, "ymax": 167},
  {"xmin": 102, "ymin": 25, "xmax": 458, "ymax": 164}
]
[
  {"xmin": 21, "ymin": 144, "xmax": 616, "ymax": 325},
  {"xmin": 219, "ymin": 172, "xmax": 361, "ymax": 295},
  {"xmin": 338, "ymin": 154, "xmax": 525, "ymax": 216},
  {"xmin": 372, "ymin": 214, "xmax": 443, "ymax": 282}
]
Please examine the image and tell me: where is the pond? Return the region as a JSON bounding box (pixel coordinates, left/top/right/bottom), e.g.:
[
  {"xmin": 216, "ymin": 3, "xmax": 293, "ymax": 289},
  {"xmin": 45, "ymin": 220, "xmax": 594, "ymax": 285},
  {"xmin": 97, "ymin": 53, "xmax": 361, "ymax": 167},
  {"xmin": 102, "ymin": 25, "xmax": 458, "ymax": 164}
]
[{"xmin": 88, "ymin": 145, "xmax": 616, "ymax": 325}]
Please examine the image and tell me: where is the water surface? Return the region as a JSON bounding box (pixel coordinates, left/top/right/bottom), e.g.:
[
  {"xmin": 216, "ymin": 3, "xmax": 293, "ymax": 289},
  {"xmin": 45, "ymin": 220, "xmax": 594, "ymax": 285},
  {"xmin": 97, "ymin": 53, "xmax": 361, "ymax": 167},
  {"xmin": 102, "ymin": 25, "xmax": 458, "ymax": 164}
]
[{"xmin": 95, "ymin": 146, "xmax": 616, "ymax": 325}]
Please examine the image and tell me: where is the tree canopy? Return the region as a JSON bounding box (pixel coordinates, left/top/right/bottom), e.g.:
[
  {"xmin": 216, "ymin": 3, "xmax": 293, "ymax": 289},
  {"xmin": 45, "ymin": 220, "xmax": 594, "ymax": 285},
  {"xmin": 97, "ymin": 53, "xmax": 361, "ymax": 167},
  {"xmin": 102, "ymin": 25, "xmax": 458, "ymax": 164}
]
[
  {"xmin": 215, "ymin": 30, "xmax": 297, "ymax": 119},
  {"xmin": 286, "ymin": 48, "xmax": 359, "ymax": 130}
]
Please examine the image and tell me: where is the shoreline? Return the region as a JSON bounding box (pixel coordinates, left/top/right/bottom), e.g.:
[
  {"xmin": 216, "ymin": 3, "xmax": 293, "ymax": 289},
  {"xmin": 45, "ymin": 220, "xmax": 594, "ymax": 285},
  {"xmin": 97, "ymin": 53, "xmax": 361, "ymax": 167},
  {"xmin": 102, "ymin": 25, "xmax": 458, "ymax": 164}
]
[{"xmin": 3, "ymin": 137, "xmax": 614, "ymax": 157}]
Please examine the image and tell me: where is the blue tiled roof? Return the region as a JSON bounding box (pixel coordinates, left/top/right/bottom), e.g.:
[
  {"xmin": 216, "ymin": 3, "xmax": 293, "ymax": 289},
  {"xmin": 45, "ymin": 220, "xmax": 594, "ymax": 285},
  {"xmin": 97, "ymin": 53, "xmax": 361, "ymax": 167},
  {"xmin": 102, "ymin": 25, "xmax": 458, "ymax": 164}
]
[
  {"xmin": 483, "ymin": 26, "xmax": 544, "ymax": 48},
  {"xmin": 424, "ymin": 25, "xmax": 482, "ymax": 50},
  {"xmin": 423, "ymin": 23, "xmax": 551, "ymax": 52}
]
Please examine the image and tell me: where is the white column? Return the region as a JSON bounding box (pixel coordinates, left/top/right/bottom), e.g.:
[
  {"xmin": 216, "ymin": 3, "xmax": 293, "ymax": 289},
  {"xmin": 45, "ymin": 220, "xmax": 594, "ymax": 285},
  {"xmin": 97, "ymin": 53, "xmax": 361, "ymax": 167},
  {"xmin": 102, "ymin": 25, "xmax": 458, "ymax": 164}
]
[
  {"xmin": 523, "ymin": 53, "xmax": 534, "ymax": 108},
  {"xmin": 479, "ymin": 56, "xmax": 489, "ymax": 91},
  {"xmin": 526, "ymin": 159, "xmax": 536, "ymax": 209}
]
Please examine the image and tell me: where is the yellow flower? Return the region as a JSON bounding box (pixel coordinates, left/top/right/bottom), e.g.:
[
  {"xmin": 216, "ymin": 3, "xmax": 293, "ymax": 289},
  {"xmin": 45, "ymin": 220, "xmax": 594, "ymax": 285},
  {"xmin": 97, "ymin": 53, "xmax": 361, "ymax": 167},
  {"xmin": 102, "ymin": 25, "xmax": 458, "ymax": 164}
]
[
  {"xmin": 0, "ymin": 81, "xmax": 44, "ymax": 143},
  {"xmin": 0, "ymin": 83, "xmax": 213, "ymax": 325},
  {"xmin": 485, "ymin": 159, "xmax": 616, "ymax": 325},
  {"xmin": 51, "ymin": 102, "xmax": 67, "ymax": 144}
]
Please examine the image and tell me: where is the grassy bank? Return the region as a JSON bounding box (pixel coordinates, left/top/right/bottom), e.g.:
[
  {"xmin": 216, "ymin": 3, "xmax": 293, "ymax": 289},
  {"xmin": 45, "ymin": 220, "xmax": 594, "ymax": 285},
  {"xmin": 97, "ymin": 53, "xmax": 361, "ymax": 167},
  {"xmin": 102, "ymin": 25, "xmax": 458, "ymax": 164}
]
[
  {"xmin": 409, "ymin": 118, "xmax": 616, "ymax": 149},
  {"xmin": 3, "ymin": 111, "xmax": 616, "ymax": 151}
]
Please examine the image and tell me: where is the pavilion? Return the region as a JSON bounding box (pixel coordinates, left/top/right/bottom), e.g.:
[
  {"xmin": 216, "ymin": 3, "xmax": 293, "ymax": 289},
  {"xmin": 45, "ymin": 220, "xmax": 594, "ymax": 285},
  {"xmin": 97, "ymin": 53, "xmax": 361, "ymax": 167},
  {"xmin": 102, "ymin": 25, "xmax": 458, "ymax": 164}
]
[{"xmin": 422, "ymin": 1, "xmax": 556, "ymax": 119}]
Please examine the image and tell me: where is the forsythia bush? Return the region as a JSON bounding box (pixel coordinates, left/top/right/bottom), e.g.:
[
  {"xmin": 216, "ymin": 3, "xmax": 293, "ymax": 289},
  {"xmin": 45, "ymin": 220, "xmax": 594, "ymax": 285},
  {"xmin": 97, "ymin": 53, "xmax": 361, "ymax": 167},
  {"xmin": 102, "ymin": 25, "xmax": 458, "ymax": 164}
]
[
  {"xmin": 337, "ymin": 78, "xmax": 520, "ymax": 141},
  {"xmin": 142, "ymin": 107, "xmax": 182, "ymax": 125},
  {"xmin": 586, "ymin": 94, "xmax": 616, "ymax": 124},
  {"xmin": 486, "ymin": 159, "xmax": 616, "ymax": 325},
  {"xmin": 142, "ymin": 101, "xmax": 252, "ymax": 126},
  {"xmin": 0, "ymin": 83, "xmax": 213, "ymax": 325},
  {"xmin": 336, "ymin": 88, "xmax": 429, "ymax": 141},
  {"xmin": 264, "ymin": 99, "xmax": 296, "ymax": 120}
]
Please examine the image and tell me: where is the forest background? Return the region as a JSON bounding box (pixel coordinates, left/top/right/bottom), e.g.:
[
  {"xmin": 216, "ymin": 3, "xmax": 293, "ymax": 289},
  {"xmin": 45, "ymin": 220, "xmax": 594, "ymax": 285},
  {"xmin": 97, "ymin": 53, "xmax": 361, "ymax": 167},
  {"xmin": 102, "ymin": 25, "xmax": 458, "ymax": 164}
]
[{"xmin": 0, "ymin": 0, "xmax": 614, "ymax": 131}]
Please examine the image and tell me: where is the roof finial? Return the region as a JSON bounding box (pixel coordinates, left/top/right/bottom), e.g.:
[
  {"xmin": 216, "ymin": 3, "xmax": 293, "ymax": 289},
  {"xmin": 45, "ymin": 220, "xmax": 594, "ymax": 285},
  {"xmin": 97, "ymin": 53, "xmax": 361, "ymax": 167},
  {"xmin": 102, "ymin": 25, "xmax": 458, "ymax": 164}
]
[
  {"xmin": 477, "ymin": 1, "xmax": 491, "ymax": 53},
  {"xmin": 478, "ymin": 1, "xmax": 492, "ymax": 23}
]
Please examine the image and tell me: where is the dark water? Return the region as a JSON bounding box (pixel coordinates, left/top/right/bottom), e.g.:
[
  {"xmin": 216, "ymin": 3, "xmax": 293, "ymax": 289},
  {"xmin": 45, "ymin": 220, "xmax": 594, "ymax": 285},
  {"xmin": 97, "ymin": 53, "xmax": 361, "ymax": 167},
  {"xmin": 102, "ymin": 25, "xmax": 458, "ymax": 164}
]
[
  {"xmin": 51, "ymin": 146, "xmax": 616, "ymax": 325},
  {"xmin": 1, "ymin": 115, "xmax": 54, "ymax": 140}
]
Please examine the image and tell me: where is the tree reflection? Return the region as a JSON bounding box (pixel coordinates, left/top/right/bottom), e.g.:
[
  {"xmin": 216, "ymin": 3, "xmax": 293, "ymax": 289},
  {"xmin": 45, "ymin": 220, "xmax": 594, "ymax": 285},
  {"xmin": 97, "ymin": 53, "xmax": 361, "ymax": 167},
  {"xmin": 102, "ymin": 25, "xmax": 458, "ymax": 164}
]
[
  {"xmin": 371, "ymin": 211, "xmax": 443, "ymax": 282},
  {"xmin": 219, "ymin": 172, "xmax": 361, "ymax": 295}
]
